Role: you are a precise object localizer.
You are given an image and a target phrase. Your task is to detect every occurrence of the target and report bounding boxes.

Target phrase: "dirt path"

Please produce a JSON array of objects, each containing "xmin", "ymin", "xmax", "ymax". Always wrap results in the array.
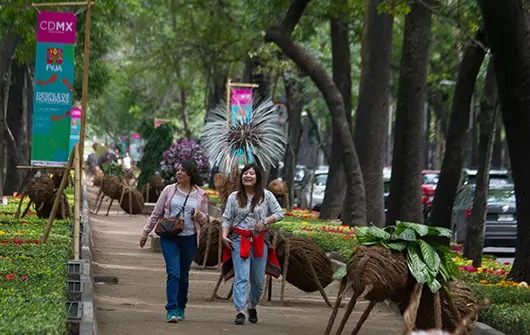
[{"xmin": 88, "ymin": 185, "xmax": 403, "ymax": 335}]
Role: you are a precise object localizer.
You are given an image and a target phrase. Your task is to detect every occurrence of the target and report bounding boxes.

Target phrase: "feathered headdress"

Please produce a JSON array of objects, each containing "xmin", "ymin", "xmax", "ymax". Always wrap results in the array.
[{"xmin": 202, "ymin": 97, "xmax": 287, "ymax": 174}]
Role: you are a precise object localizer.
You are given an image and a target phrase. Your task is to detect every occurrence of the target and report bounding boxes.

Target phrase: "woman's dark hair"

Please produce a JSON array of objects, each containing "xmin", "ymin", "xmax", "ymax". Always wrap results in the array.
[
  {"xmin": 237, "ymin": 163, "xmax": 264, "ymax": 209},
  {"xmin": 178, "ymin": 160, "xmax": 202, "ymax": 186}
]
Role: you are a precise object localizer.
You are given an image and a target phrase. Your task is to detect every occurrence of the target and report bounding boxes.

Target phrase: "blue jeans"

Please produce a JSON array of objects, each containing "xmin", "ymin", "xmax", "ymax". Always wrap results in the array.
[
  {"xmin": 231, "ymin": 235, "xmax": 268, "ymax": 311},
  {"xmin": 160, "ymin": 234, "xmax": 197, "ymax": 311}
]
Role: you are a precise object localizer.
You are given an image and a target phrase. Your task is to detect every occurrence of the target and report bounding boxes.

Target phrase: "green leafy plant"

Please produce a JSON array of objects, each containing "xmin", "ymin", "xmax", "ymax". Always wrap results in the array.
[
  {"xmin": 355, "ymin": 221, "xmax": 458, "ymax": 293},
  {"xmin": 102, "ymin": 161, "xmax": 126, "ymax": 180},
  {"xmin": 137, "ymin": 122, "xmax": 175, "ymax": 189}
]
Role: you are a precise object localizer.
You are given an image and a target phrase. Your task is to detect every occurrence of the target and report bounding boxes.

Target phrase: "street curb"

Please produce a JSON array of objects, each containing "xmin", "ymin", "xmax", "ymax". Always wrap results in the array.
[
  {"xmin": 470, "ymin": 322, "xmax": 505, "ymax": 335},
  {"xmin": 76, "ymin": 183, "xmax": 98, "ymax": 335}
]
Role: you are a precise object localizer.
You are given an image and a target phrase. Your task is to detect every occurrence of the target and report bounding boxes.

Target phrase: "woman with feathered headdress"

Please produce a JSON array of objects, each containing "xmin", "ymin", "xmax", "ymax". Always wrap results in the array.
[{"xmin": 202, "ymin": 97, "xmax": 287, "ymax": 177}]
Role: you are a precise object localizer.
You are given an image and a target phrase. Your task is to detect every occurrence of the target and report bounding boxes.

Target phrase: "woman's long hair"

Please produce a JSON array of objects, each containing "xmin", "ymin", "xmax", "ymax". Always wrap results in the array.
[
  {"xmin": 237, "ymin": 163, "xmax": 264, "ymax": 210},
  {"xmin": 178, "ymin": 160, "xmax": 202, "ymax": 186}
]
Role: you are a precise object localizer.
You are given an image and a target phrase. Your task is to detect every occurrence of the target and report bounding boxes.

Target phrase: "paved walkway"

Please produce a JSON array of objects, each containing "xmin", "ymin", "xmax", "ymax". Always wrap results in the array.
[{"xmin": 87, "ymin": 185, "xmax": 403, "ymax": 335}]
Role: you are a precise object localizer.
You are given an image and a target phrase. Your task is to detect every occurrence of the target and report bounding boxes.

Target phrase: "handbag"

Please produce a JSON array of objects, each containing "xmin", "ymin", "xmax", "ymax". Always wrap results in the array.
[{"xmin": 155, "ymin": 187, "xmax": 191, "ymax": 237}]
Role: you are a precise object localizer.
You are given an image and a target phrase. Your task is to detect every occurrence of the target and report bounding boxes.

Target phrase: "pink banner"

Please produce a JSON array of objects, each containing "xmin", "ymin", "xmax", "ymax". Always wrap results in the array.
[
  {"xmin": 231, "ymin": 89, "xmax": 252, "ymax": 106},
  {"xmin": 37, "ymin": 12, "xmax": 77, "ymax": 44},
  {"xmin": 71, "ymin": 107, "xmax": 82, "ymax": 119}
]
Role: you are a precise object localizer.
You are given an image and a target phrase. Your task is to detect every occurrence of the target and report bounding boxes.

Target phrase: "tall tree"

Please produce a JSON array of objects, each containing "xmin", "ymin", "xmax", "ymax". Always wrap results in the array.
[
  {"xmin": 478, "ymin": 0, "xmax": 530, "ymax": 282},
  {"xmin": 429, "ymin": 29, "xmax": 487, "ymax": 233},
  {"xmin": 386, "ymin": 1, "xmax": 433, "ymax": 225},
  {"xmin": 283, "ymin": 72, "xmax": 304, "ymax": 211},
  {"xmin": 4, "ymin": 60, "xmax": 26, "ymax": 194},
  {"xmin": 0, "ymin": 28, "xmax": 19, "ymax": 196},
  {"xmin": 320, "ymin": 2, "xmax": 352, "ymax": 220},
  {"xmin": 464, "ymin": 59, "xmax": 498, "ymax": 265},
  {"xmin": 491, "ymin": 114, "xmax": 503, "ymax": 169},
  {"xmin": 265, "ymin": 0, "xmax": 367, "ymax": 226},
  {"xmin": 353, "ymin": 0, "xmax": 394, "ymax": 227}
]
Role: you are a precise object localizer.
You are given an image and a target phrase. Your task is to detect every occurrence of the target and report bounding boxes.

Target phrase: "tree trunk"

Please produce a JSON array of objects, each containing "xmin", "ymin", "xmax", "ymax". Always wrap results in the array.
[
  {"xmin": 463, "ymin": 60, "xmax": 498, "ymax": 266},
  {"xmin": 206, "ymin": 63, "xmax": 228, "ymax": 112},
  {"xmin": 243, "ymin": 57, "xmax": 271, "ymax": 99},
  {"xmin": 283, "ymin": 72, "xmax": 304, "ymax": 211},
  {"xmin": 180, "ymin": 88, "xmax": 192, "ymax": 139},
  {"xmin": 479, "ymin": 0, "xmax": 530, "ymax": 283},
  {"xmin": 425, "ymin": 105, "xmax": 431, "ymax": 169},
  {"xmin": 320, "ymin": 7, "xmax": 352, "ymax": 220},
  {"xmin": 386, "ymin": 2, "xmax": 433, "ymax": 226},
  {"xmin": 435, "ymin": 117, "xmax": 446, "ymax": 169},
  {"xmin": 491, "ymin": 113, "xmax": 503, "ymax": 169},
  {"xmin": 26, "ymin": 66, "xmax": 33, "ymax": 155},
  {"xmin": 320, "ymin": 132, "xmax": 346, "ymax": 217},
  {"xmin": 265, "ymin": 0, "xmax": 367, "ymax": 226},
  {"xmin": 4, "ymin": 60, "xmax": 25, "ymax": 194},
  {"xmin": 0, "ymin": 29, "xmax": 19, "ymax": 196},
  {"xmin": 353, "ymin": 0, "xmax": 393, "ymax": 227},
  {"xmin": 428, "ymin": 29, "xmax": 487, "ymax": 234},
  {"xmin": 470, "ymin": 107, "xmax": 479, "ymax": 168}
]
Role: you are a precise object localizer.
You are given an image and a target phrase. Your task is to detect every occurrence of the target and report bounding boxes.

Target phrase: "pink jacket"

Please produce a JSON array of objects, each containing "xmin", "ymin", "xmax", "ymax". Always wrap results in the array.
[{"xmin": 141, "ymin": 183, "xmax": 210, "ymax": 244}]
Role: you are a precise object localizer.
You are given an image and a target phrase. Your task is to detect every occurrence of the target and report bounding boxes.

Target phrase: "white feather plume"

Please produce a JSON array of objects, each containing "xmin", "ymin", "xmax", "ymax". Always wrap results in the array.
[{"xmin": 202, "ymin": 97, "xmax": 287, "ymax": 174}]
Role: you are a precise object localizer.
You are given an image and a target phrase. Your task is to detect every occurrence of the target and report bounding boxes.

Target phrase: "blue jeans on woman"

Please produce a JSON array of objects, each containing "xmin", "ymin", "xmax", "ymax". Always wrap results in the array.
[
  {"xmin": 160, "ymin": 234, "xmax": 197, "ymax": 311},
  {"xmin": 231, "ymin": 235, "xmax": 268, "ymax": 311}
]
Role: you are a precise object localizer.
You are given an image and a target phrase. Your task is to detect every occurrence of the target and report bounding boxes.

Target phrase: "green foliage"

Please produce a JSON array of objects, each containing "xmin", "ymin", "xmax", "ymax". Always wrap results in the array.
[
  {"xmin": 471, "ymin": 284, "xmax": 530, "ymax": 306},
  {"xmin": 102, "ymin": 161, "xmax": 126, "ymax": 180},
  {"xmin": 270, "ymin": 219, "xmax": 357, "ymax": 260},
  {"xmin": 0, "ymin": 217, "xmax": 72, "ymax": 334},
  {"xmin": 355, "ymin": 221, "xmax": 457, "ymax": 293},
  {"xmin": 137, "ymin": 123, "xmax": 174, "ymax": 189},
  {"xmin": 479, "ymin": 304, "xmax": 530, "ymax": 335},
  {"xmin": 377, "ymin": 0, "xmax": 411, "ymax": 16}
]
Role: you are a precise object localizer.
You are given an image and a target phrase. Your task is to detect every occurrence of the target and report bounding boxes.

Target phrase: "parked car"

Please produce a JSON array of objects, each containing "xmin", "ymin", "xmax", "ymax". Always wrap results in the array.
[
  {"xmin": 299, "ymin": 167, "xmax": 329, "ymax": 210},
  {"xmin": 460, "ymin": 168, "xmax": 512, "ymax": 187},
  {"xmin": 452, "ymin": 184, "xmax": 517, "ymax": 247},
  {"xmin": 291, "ymin": 165, "xmax": 308, "ymax": 207},
  {"xmin": 421, "ymin": 170, "xmax": 440, "ymax": 220}
]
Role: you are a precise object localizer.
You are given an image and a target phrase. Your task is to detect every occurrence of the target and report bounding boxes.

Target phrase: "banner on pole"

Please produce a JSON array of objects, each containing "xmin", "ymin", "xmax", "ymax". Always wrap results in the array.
[
  {"xmin": 129, "ymin": 132, "xmax": 143, "ymax": 162},
  {"xmin": 231, "ymin": 88, "xmax": 253, "ymax": 163},
  {"xmin": 68, "ymin": 107, "xmax": 82, "ymax": 155},
  {"xmin": 31, "ymin": 11, "xmax": 77, "ymax": 166}
]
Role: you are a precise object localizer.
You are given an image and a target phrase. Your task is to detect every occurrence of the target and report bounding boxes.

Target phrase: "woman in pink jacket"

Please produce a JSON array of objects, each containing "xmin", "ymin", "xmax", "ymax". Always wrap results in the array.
[{"xmin": 140, "ymin": 160, "xmax": 210, "ymax": 323}]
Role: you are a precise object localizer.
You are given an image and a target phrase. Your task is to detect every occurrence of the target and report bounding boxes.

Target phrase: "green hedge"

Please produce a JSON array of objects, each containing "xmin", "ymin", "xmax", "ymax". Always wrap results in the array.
[
  {"xmin": 0, "ymin": 217, "xmax": 72, "ymax": 334},
  {"xmin": 480, "ymin": 303, "xmax": 530, "ymax": 335},
  {"xmin": 270, "ymin": 220, "xmax": 357, "ymax": 260}
]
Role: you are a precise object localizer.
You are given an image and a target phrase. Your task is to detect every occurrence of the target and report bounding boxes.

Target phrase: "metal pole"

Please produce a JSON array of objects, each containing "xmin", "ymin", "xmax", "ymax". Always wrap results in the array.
[
  {"xmin": 73, "ymin": 143, "xmax": 81, "ymax": 259},
  {"xmin": 79, "ymin": 0, "xmax": 93, "ymax": 174}
]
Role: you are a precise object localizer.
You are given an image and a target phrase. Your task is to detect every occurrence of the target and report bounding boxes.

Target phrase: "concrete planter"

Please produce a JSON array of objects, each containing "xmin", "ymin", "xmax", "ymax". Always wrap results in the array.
[{"xmin": 65, "ymin": 184, "xmax": 98, "ymax": 335}]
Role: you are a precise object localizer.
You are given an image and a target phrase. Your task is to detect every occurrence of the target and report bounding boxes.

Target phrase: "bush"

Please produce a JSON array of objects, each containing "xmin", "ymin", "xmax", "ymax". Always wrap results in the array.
[
  {"xmin": 0, "ymin": 216, "xmax": 72, "ymax": 334},
  {"xmin": 160, "ymin": 139, "xmax": 209, "ymax": 184},
  {"xmin": 480, "ymin": 303, "xmax": 530, "ymax": 335},
  {"xmin": 271, "ymin": 220, "xmax": 357, "ymax": 260},
  {"xmin": 470, "ymin": 283, "xmax": 530, "ymax": 305}
]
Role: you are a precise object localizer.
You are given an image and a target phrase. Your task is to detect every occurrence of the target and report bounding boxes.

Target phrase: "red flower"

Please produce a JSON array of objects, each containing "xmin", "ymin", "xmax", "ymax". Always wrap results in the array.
[{"xmin": 5, "ymin": 274, "xmax": 16, "ymax": 280}]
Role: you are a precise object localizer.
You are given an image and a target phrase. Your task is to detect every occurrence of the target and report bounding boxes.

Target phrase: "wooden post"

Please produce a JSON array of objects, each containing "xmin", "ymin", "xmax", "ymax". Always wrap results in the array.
[
  {"xmin": 79, "ymin": 0, "xmax": 93, "ymax": 172},
  {"xmin": 32, "ymin": 2, "xmax": 89, "ymax": 6},
  {"xmin": 224, "ymin": 78, "xmax": 232, "ymax": 173},
  {"xmin": 42, "ymin": 148, "xmax": 75, "ymax": 243},
  {"xmin": 73, "ymin": 143, "xmax": 81, "ymax": 259}
]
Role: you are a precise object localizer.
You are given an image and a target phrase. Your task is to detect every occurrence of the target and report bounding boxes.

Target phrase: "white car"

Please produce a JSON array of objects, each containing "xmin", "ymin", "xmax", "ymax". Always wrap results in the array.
[{"xmin": 300, "ymin": 167, "xmax": 329, "ymax": 209}]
